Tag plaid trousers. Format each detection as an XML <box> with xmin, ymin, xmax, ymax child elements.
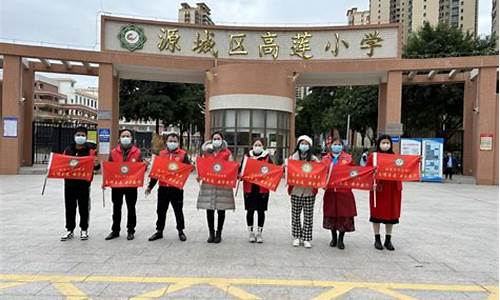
<box><xmin>291</xmin><ymin>195</ymin><xmax>316</xmax><ymax>241</ymax></box>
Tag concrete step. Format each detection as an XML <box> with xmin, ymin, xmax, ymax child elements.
<box><xmin>442</xmin><ymin>175</ymin><xmax>476</xmax><ymax>185</ymax></box>
<box><xmin>19</xmin><ymin>164</ymin><xmax>47</xmax><ymax>175</ymax></box>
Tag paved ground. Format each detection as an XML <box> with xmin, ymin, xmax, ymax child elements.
<box><xmin>0</xmin><ymin>174</ymin><xmax>498</xmax><ymax>299</ymax></box>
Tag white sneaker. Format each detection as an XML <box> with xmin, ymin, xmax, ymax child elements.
<box><xmin>292</xmin><ymin>239</ymin><xmax>300</xmax><ymax>247</ymax></box>
<box><xmin>248</xmin><ymin>227</ymin><xmax>256</xmax><ymax>243</ymax></box>
<box><xmin>60</xmin><ymin>231</ymin><xmax>74</xmax><ymax>241</ymax></box>
<box><xmin>255</xmin><ymin>227</ymin><xmax>263</xmax><ymax>243</ymax></box>
<box><xmin>303</xmin><ymin>241</ymin><xmax>312</xmax><ymax>248</ymax></box>
<box><xmin>80</xmin><ymin>230</ymin><xmax>89</xmax><ymax>241</ymax></box>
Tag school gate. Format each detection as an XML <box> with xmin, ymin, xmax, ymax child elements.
<box><xmin>0</xmin><ymin>15</ymin><xmax>498</xmax><ymax>184</ymax></box>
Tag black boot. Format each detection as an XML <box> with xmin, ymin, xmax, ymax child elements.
<box><xmin>384</xmin><ymin>235</ymin><xmax>395</xmax><ymax>251</ymax></box>
<box><xmin>148</xmin><ymin>231</ymin><xmax>163</xmax><ymax>241</ymax></box>
<box><xmin>214</xmin><ymin>230</ymin><xmax>222</xmax><ymax>243</ymax></box>
<box><xmin>178</xmin><ymin>230</ymin><xmax>187</xmax><ymax>242</ymax></box>
<box><xmin>374</xmin><ymin>234</ymin><xmax>383</xmax><ymax>250</ymax></box>
<box><xmin>329</xmin><ymin>230</ymin><xmax>337</xmax><ymax>247</ymax></box>
<box><xmin>337</xmin><ymin>232</ymin><xmax>345</xmax><ymax>250</ymax></box>
<box><xmin>207</xmin><ymin>229</ymin><xmax>215</xmax><ymax>243</ymax></box>
<box><xmin>105</xmin><ymin>232</ymin><xmax>119</xmax><ymax>240</ymax></box>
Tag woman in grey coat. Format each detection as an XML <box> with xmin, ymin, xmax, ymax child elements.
<box><xmin>197</xmin><ymin>132</ymin><xmax>235</xmax><ymax>243</ymax></box>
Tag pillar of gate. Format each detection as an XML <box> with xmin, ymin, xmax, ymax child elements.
<box><xmin>377</xmin><ymin>71</ymin><xmax>403</xmax><ymax>153</ymax></box>
<box><xmin>97</xmin><ymin>63</ymin><xmax>119</xmax><ymax>160</ymax></box>
<box><xmin>0</xmin><ymin>55</ymin><xmax>23</xmax><ymax>174</ymax></box>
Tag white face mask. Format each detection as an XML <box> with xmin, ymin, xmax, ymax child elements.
<box><xmin>380</xmin><ymin>143</ymin><xmax>391</xmax><ymax>152</ymax></box>
<box><xmin>120</xmin><ymin>137</ymin><xmax>132</xmax><ymax>146</ymax></box>
<box><xmin>74</xmin><ymin>136</ymin><xmax>86</xmax><ymax>145</ymax></box>
<box><xmin>253</xmin><ymin>146</ymin><xmax>263</xmax><ymax>154</ymax></box>
<box><xmin>166</xmin><ymin>142</ymin><xmax>178</xmax><ymax>151</ymax></box>
<box><xmin>212</xmin><ymin>139</ymin><xmax>222</xmax><ymax>148</ymax></box>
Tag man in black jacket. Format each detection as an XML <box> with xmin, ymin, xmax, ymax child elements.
<box><xmin>61</xmin><ymin>126</ymin><xmax>100</xmax><ymax>241</ymax></box>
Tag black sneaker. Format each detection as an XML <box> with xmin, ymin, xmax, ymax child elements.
<box><xmin>178</xmin><ymin>231</ymin><xmax>187</xmax><ymax>242</ymax></box>
<box><xmin>105</xmin><ymin>232</ymin><xmax>119</xmax><ymax>240</ymax></box>
<box><xmin>80</xmin><ymin>230</ymin><xmax>89</xmax><ymax>241</ymax></box>
<box><xmin>127</xmin><ymin>233</ymin><xmax>135</xmax><ymax>240</ymax></box>
<box><xmin>148</xmin><ymin>232</ymin><xmax>163</xmax><ymax>241</ymax></box>
<box><xmin>61</xmin><ymin>231</ymin><xmax>74</xmax><ymax>241</ymax></box>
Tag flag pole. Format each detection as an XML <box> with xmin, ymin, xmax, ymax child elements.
<box><xmin>373</xmin><ymin>152</ymin><xmax>378</xmax><ymax>208</ymax></box>
<box><xmin>41</xmin><ymin>152</ymin><xmax>54</xmax><ymax>195</ymax></box>
<box><xmin>235</xmin><ymin>156</ymin><xmax>248</xmax><ymax>197</ymax></box>
<box><xmin>102</xmin><ymin>188</ymin><xmax>106</xmax><ymax>208</ymax></box>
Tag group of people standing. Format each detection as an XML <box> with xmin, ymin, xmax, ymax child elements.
<box><xmin>60</xmin><ymin>126</ymin><xmax>403</xmax><ymax>252</ymax></box>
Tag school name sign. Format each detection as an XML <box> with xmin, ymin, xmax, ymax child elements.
<box><xmin>102</xmin><ymin>17</ymin><xmax>400</xmax><ymax>60</ymax></box>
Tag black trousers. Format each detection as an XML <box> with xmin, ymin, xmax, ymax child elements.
<box><xmin>246</xmin><ymin>210</ymin><xmax>265</xmax><ymax>227</ymax></box>
<box><xmin>111</xmin><ymin>188</ymin><xmax>137</xmax><ymax>234</ymax></box>
<box><xmin>156</xmin><ymin>186</ymin><xmax>185</xmax><ymax>232</ymax></box>
<box><xmin>206</xmin><ymin>210</ymin><xmax>225</xmax><ymax>231</ymax></box>
<box><xmin>444</xmin><ymin>167</ymin><xmax>454</xmax><ymax>179</ymax></box>
<box><xmin>64</xmin><ymin>186</ymin><xmax>90</xmax><ymax>232</ymax></box>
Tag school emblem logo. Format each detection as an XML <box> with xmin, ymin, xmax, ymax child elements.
<box><xmin>213</xmin><ymin>163</ymin><xmax>223</xmax><ymax>173</ymax></box>
<box><xmin>395</xmin><ymin>158</ymin><xmax>405</xmax><ymax>167</ymax></box>
<box><xmin>120</xmin><ymin>165</ymin><xmax>129</xmax><ymax>174</ymax></box>
<box><xmin>260</xmin><ymin>166</ymin><xmax>270</xmax><ymax>175</ymax></box>
<box><xmin>118</xmin><ymin>24</ymin><xmax>147</xmax><ymax>52</ymax></box>
<box><xmin>349</xmin><ymin>170</ymin><xmax>359</xmax><ymax>177</ymax></box>
<box><xmin>69</xmin><ymin>159</ymin><xmax>79</xmax><ymax>168</ymax></box>
<box><xmin>168</xmin><ymin>162</ymin><xmax>179</xmax><ymax>172</ymax></box>
<box><xmin>301</xmin><ymin>162</ymin><xmax>313</xmax><ymax>173</ymax></box>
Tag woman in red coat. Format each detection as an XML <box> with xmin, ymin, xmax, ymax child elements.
<box><xmin>367</xmin><ymin>134</ymin><xmax>402</xmax><ymax>251</ymax></box>
<box><xmin>322</xmin><ymin>138</ymin><xmax>357</xmax><ymax>250</ymax></box>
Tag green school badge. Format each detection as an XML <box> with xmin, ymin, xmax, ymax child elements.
<box><xmin>118</xmin><ymin>24</ymin><xmax>147</xmax><ymax>52</ymax></box>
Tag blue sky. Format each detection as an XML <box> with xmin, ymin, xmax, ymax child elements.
<box><xmin>0</xmin><ymin>0</ymin><xmax>495</xmax><ymax>87</ymax></box>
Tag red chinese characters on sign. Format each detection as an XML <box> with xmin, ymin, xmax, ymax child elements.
<box><xmin>47</xmin><ymin>153</ymin><xmax>94</xmax><ymax>181</ymax></box>
<box><xmin>286</xmin><ymin>160</ymin><xmax>328</xmax><ymax>189</ymax></box>
<box><xmin>196</xmin><ymin>156</ymin><xmax>239</xmax><ymax>188</ymax></box>
<box><xmin>149</xmin><ymin>156</ymin><xmax>194</xmax><ymax>189</ymax></box>
<box><xmin>241</xmin><ymin>157</ymin><xmax>283</xmax><ymax>192</ymax></box>
<box><xmin>102</xmin><ymin>161</ymin><xmax>146</xmax><ymax>188</ymax></box>
<box><xmin>327</xmin><ymin>165</ymin><xmax>375</xmax><ymax>190</ymax></box>
<box><xmin>375</xmin><ymin>153</ymin><xmax>421</xmax><ymax>181</ymax></box>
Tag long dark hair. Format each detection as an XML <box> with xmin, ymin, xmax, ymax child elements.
<box><xmin>375</xmin><ymin>134</ymin><xmax>394</xmax><ymax>154</ymax></box>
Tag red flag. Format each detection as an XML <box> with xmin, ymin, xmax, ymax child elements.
<box><xmin>286</xmin><ymin>160</ymin><xmax>328</xmax><ymax>189</ymax></box>
<box><xmin>102</xmin><ymin>161</ymin><xmax>146</xmax><ymax>188</ymax></box>
<box><xmin>196</xmin><ymin>156</ymin><xmax>239</xmax><ymax>188</ymax></box>
<box><xmin>327</xmin><ymin>165</ymin><xmax>375</xmax><ymax>190</ymax></box>
<box><xmin>47</xmin><ymin>153</ymin><xmax>94</xmax><ymax>181</ymax></box>
<box><xmin>149</xmin><ymin>156</ymin><xmax>194</xmax><ymax>189</ymax></box>
<box><xmin>241</xmin><ymin>157</ymin><xmax>283</xmax><ymax>192</ymax></box>
<box><xmin>375</xmin><ymin>153</ymin><xmax>421</xmax><ymax>181</ymax></box>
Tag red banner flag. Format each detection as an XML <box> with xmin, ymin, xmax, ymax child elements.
<box><xmin>47</xmin><ymin>153</ymin><xmax>94</xmax><ymax>181</ymax></box>
<box><xmin>286</xmin><ymin>160</ymin><xmax>328</xmax><ymax>189</ymax></box>
<box><xmin>149</xmin><ymin>156</ymin><xmax>194</xmax><ymax>189</ymax></box>
<box><xmin>102</xmin><ymin>161</ymin><xmax>146</xmax><ymax>188</ymax></box>
<box><xmin>241</xmin><ymin>157</ymin><xmax>283</xmax><ymax>192</ymax></box>
<box><xmin>196</xmin><ymin>156</ymin><xmax>239</xmax><ymax>188</ymax></box>
<box><xmin>327</xmin><ymin>165</ymin><xmax>375</xmax><ymax>190</ymax></box>
<box><xmin>375</xmin><ymin>153</ymin><xmax>421</xmax><ymax>181</ymax></box>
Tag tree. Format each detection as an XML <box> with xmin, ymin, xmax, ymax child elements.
<box><xmin>402</xmin><ymin>22</ymin><xmax>497</xmax><ymax>149</ymax></box>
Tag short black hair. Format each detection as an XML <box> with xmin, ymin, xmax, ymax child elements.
<box><xmin>119</xmin><ymin>128</ymin><xmax>134</xmax><ymax>137</ymax></box>
<box><xmin>74</xmin><ymin>126</ymin><xmax>88</xmax><ymax>135</ymax></box>
<box><xmin>165</xmin><ymin>132</ymin><xmax>180</xmax><ymax>140</ymax></box>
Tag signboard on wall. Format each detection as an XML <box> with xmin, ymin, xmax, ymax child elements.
<box><xmin>102</xmin><ymin>16</ymin><xmax>400</xmax><ymax>60</ymax></box>
<box><xmin>98</xmin><ymin>128</ymin><xmax>111</xmax><ymax>155</ymax></box>
<box><xmin>421</xmin><ymin>138</ymin><xmax>444</xmax><ymax>182</ymax></box>
<box><xmin>479</xmin><ymin>133</ymin><xmax>493</xmax><ymax>151</ymax></box>
<box><xmin>2</xmin><ymin>117</ymin><xmax>17</xmax><ymax>138</ymax></box>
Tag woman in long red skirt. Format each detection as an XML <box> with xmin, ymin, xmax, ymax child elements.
<box><xmin>367</xmin><ymin>135</ymin><xmax>402</xmax><ymax>251</ymax></box>
<box><xmin>321</xmin><ymin>137</ymin><xmax>357</xmax><ymax>250</ymax></box>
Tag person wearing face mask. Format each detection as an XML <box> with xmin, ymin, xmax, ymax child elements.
<box><xmin>321</xmin><ymin>137</ymin><xmax>357</xmax><ymax>250</ymax></box>
<box><xmin>288</xmin><ymin>135</ymin><xmax>321</xmax><ymax>249</ymax></box>
<box><xmin>197</xmin><ymin>131</ymin><xmax>235</xmax><ymax>243</ymax></box>
<box><xmin>60</xmin><ymin>126</ymin><xmax>100</xmax><ymax>242</ymax></box>
<box><xmin>146</xmin><ymin>132</ymin><xmax>191</xmax><ymax>242</ymax></box>
<box><xmin>105</xmin><ymin>129</ymin><xmax>143</xmax><ymax>241</ymax></box>
<box><xmin>240</xmin><ymin>138</ymin><xmax>273</xmax><ymax>243</ymax></box>
<box><xmin>367</xmin><ymin>134</ymin><xmax>402</xmax><ymax>251</ymax></box>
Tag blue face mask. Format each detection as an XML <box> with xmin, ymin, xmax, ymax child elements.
<box><xmin>331</xmin><ymin>144</ymin><xmax>343</xmax><ymax>154</ymax></box>
<box><xmin>166</xmin><ymin>142</ymin><xmax>178</xmax><ymax>151</ymax></box>
<box><xmin>299</xmin><ymin>144</ymin><xmax>310</xmax><ymax>153</ymax></box>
